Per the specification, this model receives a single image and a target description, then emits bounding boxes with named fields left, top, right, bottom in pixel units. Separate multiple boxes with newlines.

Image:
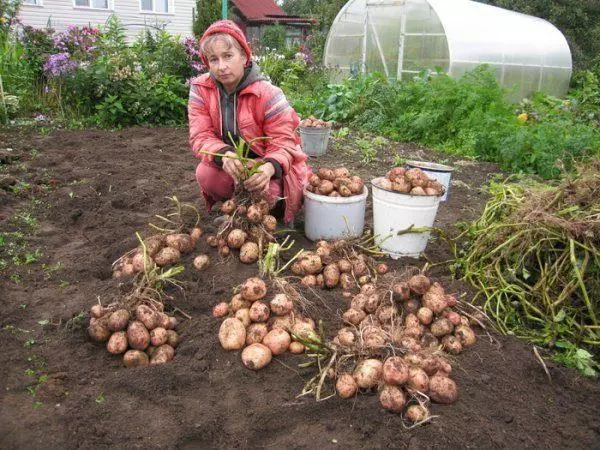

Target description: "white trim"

left=72, top=0, right=112, bottom=10
left=22, top=0, right=44, bottom=6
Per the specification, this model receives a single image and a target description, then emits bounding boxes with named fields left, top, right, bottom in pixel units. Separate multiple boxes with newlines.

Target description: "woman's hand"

left=222, top=151, right=244, bottom=182
left=244, top=162, right=275, bottom=193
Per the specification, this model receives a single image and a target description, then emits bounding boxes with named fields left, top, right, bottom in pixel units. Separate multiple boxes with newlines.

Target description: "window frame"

left=22, top=0, right=44, bottom=7
left=139, top=0, right=175, bottom=16
left=72, top=0, right=113, bottom=11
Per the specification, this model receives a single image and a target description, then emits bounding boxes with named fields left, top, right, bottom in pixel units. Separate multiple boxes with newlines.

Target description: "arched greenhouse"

left=324, top=0, right=572, bottom=100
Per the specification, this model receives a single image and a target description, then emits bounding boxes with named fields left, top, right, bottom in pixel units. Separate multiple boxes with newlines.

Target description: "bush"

left=260, top=25, right=287, bottom=51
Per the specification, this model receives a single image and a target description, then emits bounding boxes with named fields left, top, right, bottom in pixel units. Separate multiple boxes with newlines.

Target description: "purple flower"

left=43, top=52, right=78, bottom=77
left=34, top=114, right=47, bottom=121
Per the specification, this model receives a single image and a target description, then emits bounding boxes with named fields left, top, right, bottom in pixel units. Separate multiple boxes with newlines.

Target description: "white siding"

left=18, top=0, right=196, bottom=41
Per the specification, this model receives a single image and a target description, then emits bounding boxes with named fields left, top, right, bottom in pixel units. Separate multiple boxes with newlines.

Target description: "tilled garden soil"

left=1, top=126, right=599, bottom=449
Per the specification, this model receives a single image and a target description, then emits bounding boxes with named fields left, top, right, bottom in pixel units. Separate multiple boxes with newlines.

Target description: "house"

left=17, top=0, right=196, bottom=40
left=230, top=0, right=316, bottom=48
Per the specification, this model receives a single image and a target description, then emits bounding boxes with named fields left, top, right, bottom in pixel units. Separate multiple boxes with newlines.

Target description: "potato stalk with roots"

left=260, top=236, right=302, bottom=278
left=149, top=195, right=201, bottom=234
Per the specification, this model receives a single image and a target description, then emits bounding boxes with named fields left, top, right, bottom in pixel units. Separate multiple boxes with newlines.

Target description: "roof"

left=232, top=0, right=316, bottom=24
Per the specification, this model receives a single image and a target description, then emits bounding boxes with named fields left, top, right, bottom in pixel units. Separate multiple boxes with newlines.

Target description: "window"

left=23, top=0, right=43, bottom=5
left=141, top=0, right=171, bottom=14
left=74, top=0, right=109, bottom=9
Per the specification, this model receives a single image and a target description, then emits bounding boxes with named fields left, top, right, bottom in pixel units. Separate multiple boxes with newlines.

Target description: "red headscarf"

left=199, top=20, right=252, bottom=67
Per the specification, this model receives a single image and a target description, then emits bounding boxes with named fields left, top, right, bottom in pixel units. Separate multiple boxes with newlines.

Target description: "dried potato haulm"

left=455, top=161, right=600, bottom=351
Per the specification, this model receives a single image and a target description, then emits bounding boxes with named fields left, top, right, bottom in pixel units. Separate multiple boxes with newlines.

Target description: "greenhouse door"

left=364, top=0, right=405, bottom=80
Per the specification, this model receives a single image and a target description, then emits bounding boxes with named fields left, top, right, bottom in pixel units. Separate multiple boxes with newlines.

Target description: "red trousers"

left=195, top=162, right=283, bottom=208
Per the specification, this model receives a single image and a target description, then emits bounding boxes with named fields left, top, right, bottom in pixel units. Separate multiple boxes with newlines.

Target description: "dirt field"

left=1, top=126, right=599, bottom=449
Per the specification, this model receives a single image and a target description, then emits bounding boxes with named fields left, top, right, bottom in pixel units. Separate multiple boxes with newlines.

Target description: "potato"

left=189, top=227, right=204, bottom=243
left=387, top=167, right=405, bottom=180
left=220, top=199, right=237, bottom=214
left=442, top=335, right=463, bottom=355
left=107, top=331, right=128, bottom=354
left=405, top=167, right=425, bottom=183
left=431, top=318, right=454, bottom=337
left=150, top=327, right=168, bottom=346
left=127, top=321, right=150, bottom=351
left=309, top=174, right=321, bottom=187
left=429, top=375, right=457, bottom=404
left=417, top=307, right=434, bottom=325
left=299, top=253, right=323, bottom=275
left=348, top=181, right=363, bottom=195
left=445, top=310, right=462, bottom=326
left=301, top=275, right=317, bottom=286
left=339, top=273, right=354, bottom=290
left=323, top=263, right=340, bottom=288
left=155, top=312, right=171, bottom=329
left=337, top=259, right=352, bottom=273
left=336, top=373, right=358, bottom=399
left=247, top=204, right=263, bottom=223
left=218, top=318, right=246, bottom=350
left=227, top=229, right=247, bottom=249
left=229, top=294, right=251, bottom=312
left=218, top=245, right=230, bottom=257
left=234, top=308, right=251, bottom=327
left=454, top=324, right=477, bottom=347
left=404, top=298, right=421, bottom=314
left=316, top=167, right=335, bottom=181
left=406, top=404, right=429, bottom=423
left=142, top=234, right=166, bottom=258
left=166, top=233, right=195, bottom=253
left=408, top=275, right=431, bottom=295
left=351, top=258, right=368, bottom=277
left=392, top=178, right=411, bottom=193
left=168, top=316, right=178, bottom=330
left=289, top=341, right=305, bottom=354
left=150, top=344, right=175, bottom=365
left=193, top=254, right=211, bottom=271
left=410, top=186, right=426, bottom=196
left=206, top=235, right=219, bottom=247
left=269, top=314, right=293, bottom=331
left=383, top=356, right=409, bottom=386
left=379, top=385, right=406, bottom=413
left=404, top=313, right=420, bottom=329
left=90, top=304, right=105, bottom=319
left=290, top=316, right=315, bottom=339
left=407, top=367, right=429, bottom=393
left=241, top=343, right=272, bottom=370
left=364, top=331, right=386, bottom=351
left=269, top=294, right=293, bottom=316
left=241, top=277, right=267, bottom=301
left=378, top=177, right=393, bottom=191
left=353, top=359, right=383, bottom=389
left=376, top=305, right=396, bottom=324
left=392, top=282, right=410, bottom=301
left=88, top=319, right=111, bottom=342
left=317, top=180, right=334, bottom=195
left=154, top=247, right=181, bottom=266
left=249, top=301, right=270, bottom=323
left=132, top=251, right=153, bottom=273
left=333, top=177, right=351, bottom=190
left=166, top=330, right=179, bottom=348
left=263, top=329, right=291, bottom=355
left=350, top=293, right=368, bottom=311
left=136, top=304, right=157, bottom=330
left=333, top=167, right=350, bottom=178
left=239, top=241, right=260, bottom=264
left=343, top=308, right=366, bottom=326
left=364, top=294, right=380, bottom=314
left=337, top=328, right=356, bottom=346
left=422, top=292, right=448, bottom=314
left=107, top=309, right=130, bottom=332
left=245, top=323, right=269, bottom=345
left=123, top=350, right=149, bottom=368
left=376, top=263, right=388, bottom=275
left=122, top=263, right=135, bottom=276
left=262, top=215, right=277, bottom=232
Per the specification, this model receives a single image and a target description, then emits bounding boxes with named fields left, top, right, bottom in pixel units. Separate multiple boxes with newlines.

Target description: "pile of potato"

left=305, top=167, right=365, bottom=197
left=88, top=303, right=180, bottom=367
left=291, top=240, right=386, bottom=289
left=331, top=274, right=476, bottom=418
left=204, top=199, right=276, bottom=264
left=299, top=116, right=332, bottom=128
left=376, top=167, right=444, bottom=196
left=213, top=277, right=316, bottom=370
left=113, top=227, right=204, bottom=278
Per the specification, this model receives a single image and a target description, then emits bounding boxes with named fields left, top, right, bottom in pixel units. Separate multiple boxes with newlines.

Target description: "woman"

left=188, top=20, right=310, bottom=224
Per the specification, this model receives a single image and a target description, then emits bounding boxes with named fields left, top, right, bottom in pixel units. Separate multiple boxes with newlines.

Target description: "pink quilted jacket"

left=188, top=73, right=311, bottom=222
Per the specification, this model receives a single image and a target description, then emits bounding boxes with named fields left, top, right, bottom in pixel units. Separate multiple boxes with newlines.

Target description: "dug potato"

left=193, top=254, right=211, bottom=271
left=241, top=277, right=267, bottom=301
left=127, top=321, right=151, bottom=351
left=107, top=309, right=130, bottom=332
left=428, top=375, right=458, bottom=404
left=270, top=294, right=293, bottom=316
left=408, top=275, right=431, bottom=295
left=288, top=341, right=305, bottom=354
left=107, top=331, right=128, bottom=354
left=241, top=343, right=272, bottom=370
left=88, top=321, right=111, bottom=342
left=150, top=327, right=168, bottom=346
left=353, top=359, right=383, bottom=389
left=154, top=246, right=181, bottom=266
left=379, top=385, right=406, bottom=413
left=218, top=318, right=246, bottom=350
left=336, top=373, right=358, bottom=399
left=382, top=356, right=409, bottom=386
left=246, top=323, right=269, bottom=345
left=249, top=301, right=270, bottom=323
left=212, top=302, right=229, bottom=318
left=123, top=350, right=150, bottom=368
left=150, top=344, right=175, bottom=365
left=136, top=304, right=158, bottom=330
left=262, top=329, right=291, bottom=355
left=166, top=330, right=179, bottom=348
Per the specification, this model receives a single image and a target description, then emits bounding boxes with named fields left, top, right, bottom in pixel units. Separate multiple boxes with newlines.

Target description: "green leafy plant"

left=554, top=341, right=599, bottom=377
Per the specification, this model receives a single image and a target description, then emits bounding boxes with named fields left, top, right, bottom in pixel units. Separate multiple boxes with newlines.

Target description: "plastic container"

left=406, top=160, right=454, bottom=201
left=371, top=177, right=441, bottom=258
left=304, top=186, right=368, bottom=241
left=299, top=126, right=331, bottom=157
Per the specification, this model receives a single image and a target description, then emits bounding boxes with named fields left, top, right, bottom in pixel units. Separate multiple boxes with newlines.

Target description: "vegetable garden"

left=1, top=6, right=600, bottom=448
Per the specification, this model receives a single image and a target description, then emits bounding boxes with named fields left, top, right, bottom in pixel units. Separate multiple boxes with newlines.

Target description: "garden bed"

left=0, top=126, right=598, bottom=448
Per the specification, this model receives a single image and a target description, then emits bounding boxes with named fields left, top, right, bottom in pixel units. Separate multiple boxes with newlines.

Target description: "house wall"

left=18, top=0, right=195, bottom=41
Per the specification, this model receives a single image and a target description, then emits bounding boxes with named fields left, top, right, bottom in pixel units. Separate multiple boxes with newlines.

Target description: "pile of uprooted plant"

left=454, top=159, right=600, bottom=354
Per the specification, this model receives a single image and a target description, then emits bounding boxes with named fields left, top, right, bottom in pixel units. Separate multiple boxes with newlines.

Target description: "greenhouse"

left=324, top=0, right=573, bottom=99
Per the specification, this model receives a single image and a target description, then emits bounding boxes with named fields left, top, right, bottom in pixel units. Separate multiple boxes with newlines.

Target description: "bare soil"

left=1, top=126, right=598, bottom=449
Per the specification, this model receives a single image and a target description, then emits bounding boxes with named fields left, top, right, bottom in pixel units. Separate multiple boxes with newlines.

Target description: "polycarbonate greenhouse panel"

left=324, top=0, right=572, bottom=99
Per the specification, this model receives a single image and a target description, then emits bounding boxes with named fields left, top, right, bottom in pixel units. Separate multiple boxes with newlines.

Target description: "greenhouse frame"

left=324, top=0, right=572, bottom=99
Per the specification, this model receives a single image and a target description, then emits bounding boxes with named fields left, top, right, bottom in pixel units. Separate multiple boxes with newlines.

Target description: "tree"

left=193, top=0, right=222, bottom=37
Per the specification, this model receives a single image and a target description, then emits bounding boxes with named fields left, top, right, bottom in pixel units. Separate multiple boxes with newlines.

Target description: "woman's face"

left=206, top=39, right=247, bottom=93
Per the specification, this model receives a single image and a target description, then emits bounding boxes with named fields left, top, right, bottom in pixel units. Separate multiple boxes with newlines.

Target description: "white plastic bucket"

left=299, top=126, right=331, bottom=157
left=371, top=177, right=441, bottom=258
left=406, top=160, right=454, bottom=201
left=304, top=186, right=368, bottom=241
